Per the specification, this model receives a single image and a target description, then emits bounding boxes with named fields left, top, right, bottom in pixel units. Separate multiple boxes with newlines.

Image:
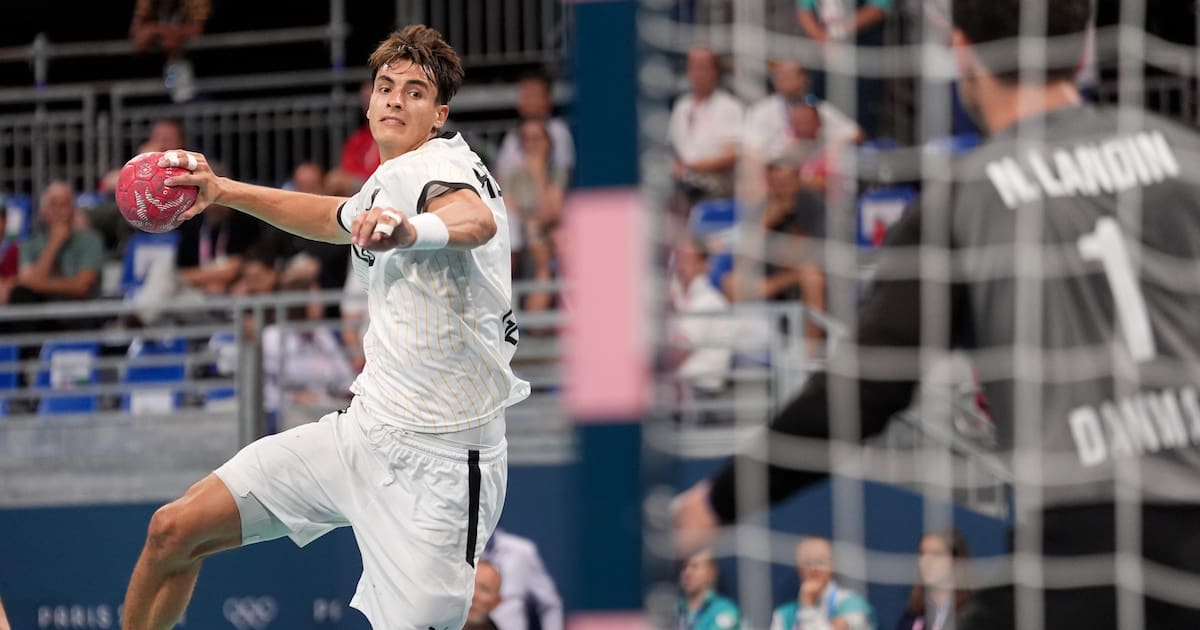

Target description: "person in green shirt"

left=11, top=181, right=105, bottom=305
left=678, top=549, right=741, bottom=630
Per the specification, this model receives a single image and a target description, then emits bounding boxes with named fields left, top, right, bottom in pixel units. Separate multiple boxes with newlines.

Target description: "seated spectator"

left=771, top=536, right=876, bottom=630
left=722, top=161, right=826, bottom=345
left=677, top=548, right=742, bottom=630
left=483, top=529, right=564, bottom=630
left=669, top=236, right=734, bottom=397
left=742, top=60, right=861, bottom=202
left=519, top=221, right=564, bottom=329
left=464, top=560, right=504, bottom=630
left=11, top=181, right=104, bottom=306
left=335, top=80, right=380, bottom=185
left=284, top=161, right=350, bottom=314
left=669, top=46, right=744, bottom=207
left=132, top=202, right=264, bottom=324
left=500, top=119, right=566, bottom=278
left=493, top=71, right=575, bottom=178
left=0, top=207, right=19, bottom=303
left=138, top=118, right=188, bottom=155
left=129, top=0, right=211, bottom=103
left=795, top=0, right=891, bottom=137
left=340, top=262, right=368, bottom=373
left=896, top=529, right=973, bottom=630
left=261, top=276, right=354, bottom=432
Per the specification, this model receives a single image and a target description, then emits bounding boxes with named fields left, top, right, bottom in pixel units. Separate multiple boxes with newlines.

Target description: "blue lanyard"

left=680, top=595, right=714, bottom=630
left=792, top=586, right=837, bottom=630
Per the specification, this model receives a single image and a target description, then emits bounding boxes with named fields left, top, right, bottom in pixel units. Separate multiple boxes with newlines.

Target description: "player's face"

left=368, top=60, right=449, bottom=162
left=679, top=552, right=716, bottom=596
left=918, top=535, right=954, bottom=588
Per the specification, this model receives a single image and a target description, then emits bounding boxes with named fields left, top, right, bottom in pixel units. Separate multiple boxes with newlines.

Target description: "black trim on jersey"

left=437, top=130, right=459, bottom=140
left=414, top=181, right=479, bottom=215
left=706, top=205, right=974, bottom=523
left=336, top=201, right=351, bottom=234
left=465, top=449, right=482, bottom=567
left=336, top=187, right=381, bottom=234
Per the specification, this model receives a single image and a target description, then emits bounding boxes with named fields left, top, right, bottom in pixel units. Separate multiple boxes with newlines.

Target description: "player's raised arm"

left=160, top=150, right=351, bottom=245
left=352, top=188, right=497, bottom=251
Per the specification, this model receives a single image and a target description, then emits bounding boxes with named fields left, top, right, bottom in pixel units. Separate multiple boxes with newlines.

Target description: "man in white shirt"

left=493, top=72, right=574, bottom=178
left=668, top=46, right=744, bottom=203
left=670, top=237, right=734, bottom=397
left=741, top=60, right=860, bottom=202
left=483, top=529, right=564, bottom=630
left=119, top=24, right=528, bottom=630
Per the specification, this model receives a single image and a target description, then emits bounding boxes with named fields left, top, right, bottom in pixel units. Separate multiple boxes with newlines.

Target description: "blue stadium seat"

left=0, top=345, right=17, bottom=417
left=5, top=194, right=33, bottom=240
left=856, top=185, right=918, bottom=249
left=121, top=230, right=180, bottom=298
left=688, top=198, right=740, bottom=243
left=35, top=341, right=100, bottom=415
left=122, top=337, right=188, bottom=412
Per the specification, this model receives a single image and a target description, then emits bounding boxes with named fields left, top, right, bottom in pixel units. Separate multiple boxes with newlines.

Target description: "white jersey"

left=337, top=131, right=530, bottom=432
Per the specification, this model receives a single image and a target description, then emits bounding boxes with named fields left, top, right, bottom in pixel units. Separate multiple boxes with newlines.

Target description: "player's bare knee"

left=145, top=500, right=201, bottom=562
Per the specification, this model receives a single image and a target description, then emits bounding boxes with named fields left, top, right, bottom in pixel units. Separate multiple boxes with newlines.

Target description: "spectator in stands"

left=129, top=0, right=211, bottom=103
left=669, top=236, right=734, bottom=398
left=336, top=80, right=381, bottom=185
left=677, top=548, right=742, bottom=630
left=464, top=560, right=504, bottom=630
left=896, top=529, right=973, bottom=630
left=132, top=200, right=264, bottom=325
left=341, top=264, right=368, bottom=373
left=494, top=71, right=575, bottom=178
left=284, top=161, right=350, bottom=314
left=138, top=118, right=188, bottom=155
left=742, top=60, right=861, bottom=203
left=669, top=46, right=744, bottom=207
left=483, top=529, right=564, bottom=630
left=721, top=160, right=825, bottom=346
left=771, top=536, right=876, bottom=630
left=745, top=60, right=862, bottom=159
left=500, top=119, right=566, bottom=278
left=518, top=220, right=563, bottom=330
left=0, top=207, right=19, bottom=303
left=261, top=275, right=354, bottom=432
left=11, top=181, right=104, bottom=305
left=795, top=0, right=891, bottom=137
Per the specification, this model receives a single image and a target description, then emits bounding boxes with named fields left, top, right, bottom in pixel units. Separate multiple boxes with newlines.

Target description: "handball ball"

left=116, top=151, right=198, bottom=233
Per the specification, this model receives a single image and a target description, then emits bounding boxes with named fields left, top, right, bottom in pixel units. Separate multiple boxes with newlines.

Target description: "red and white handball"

left=116, top=151, right=199, bottom=233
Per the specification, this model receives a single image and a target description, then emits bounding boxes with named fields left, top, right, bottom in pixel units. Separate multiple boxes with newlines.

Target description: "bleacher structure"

left=0, top=1, right=573, bottom=509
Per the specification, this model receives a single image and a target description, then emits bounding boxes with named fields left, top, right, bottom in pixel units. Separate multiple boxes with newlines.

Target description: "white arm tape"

left=403, top=213, right=450, bottom=250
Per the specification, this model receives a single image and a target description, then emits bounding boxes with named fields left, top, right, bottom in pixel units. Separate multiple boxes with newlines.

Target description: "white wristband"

left=404, top=213, right=450, bottom=250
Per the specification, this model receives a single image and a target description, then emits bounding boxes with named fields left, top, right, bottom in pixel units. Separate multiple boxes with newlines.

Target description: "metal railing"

left=0, top=280, right=568, bottom=507
left=395, top=0, right=571, bottom=68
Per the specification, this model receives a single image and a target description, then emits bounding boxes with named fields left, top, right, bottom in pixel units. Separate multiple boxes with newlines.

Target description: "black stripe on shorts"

left=465, top=449, right=481, bottom=567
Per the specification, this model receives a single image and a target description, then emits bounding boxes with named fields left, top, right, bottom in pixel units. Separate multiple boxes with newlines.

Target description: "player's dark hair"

left=952, top=0, right=1091, bottom=84
left=369, top=24, right=465, bottom=106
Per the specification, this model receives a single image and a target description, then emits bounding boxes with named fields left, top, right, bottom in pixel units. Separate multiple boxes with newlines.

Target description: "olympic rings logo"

left=222, top=597, right=278, bottom=630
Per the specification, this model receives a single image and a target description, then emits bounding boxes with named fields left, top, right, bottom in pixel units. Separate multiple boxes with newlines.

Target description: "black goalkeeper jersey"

left=709, top=104, right=1200, bottom=521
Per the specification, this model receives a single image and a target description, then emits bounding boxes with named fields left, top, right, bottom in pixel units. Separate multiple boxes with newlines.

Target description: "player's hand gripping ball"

left=116, top=151, right=199, bottom=233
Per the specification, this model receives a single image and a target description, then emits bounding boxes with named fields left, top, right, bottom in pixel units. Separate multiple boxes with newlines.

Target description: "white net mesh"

left=642, top=1, right=1200, bottom=628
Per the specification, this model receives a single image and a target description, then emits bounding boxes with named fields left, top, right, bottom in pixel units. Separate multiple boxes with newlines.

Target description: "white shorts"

left=213, top=397, right=508, bottom=630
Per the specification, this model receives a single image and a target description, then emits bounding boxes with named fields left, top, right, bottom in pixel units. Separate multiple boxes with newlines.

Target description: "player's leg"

left=346, top=418, right=508, bottom=630
left=124, top=411, right=355, bottom=630
left=121, top=474, right=242, bottom=630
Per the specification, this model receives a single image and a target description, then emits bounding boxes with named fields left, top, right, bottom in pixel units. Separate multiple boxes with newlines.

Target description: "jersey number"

left=1077, top=217, right=1156, bottom=362
left=474, top=167, right=500, bottom=199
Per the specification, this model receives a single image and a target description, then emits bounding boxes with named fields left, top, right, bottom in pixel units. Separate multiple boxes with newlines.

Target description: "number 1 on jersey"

left=1077, top=217, right=1156, bottom=362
